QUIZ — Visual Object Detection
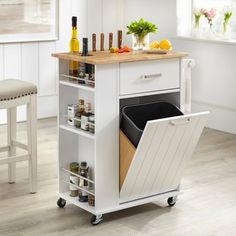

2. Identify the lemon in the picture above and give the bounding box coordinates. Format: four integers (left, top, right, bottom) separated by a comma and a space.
149, 41, 160, 49
159, 39, 172, 50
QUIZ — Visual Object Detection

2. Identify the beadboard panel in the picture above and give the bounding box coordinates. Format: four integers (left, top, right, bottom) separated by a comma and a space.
38, 42, 57, 96
72, 0, 88, 43
4, 44, 22, 80
21, 42, 39, 86
102, 0, 119, 50
0, 0, 85, 124
56, 0, 72, 52
87, 0, 103, 50
0, 45, 3, 79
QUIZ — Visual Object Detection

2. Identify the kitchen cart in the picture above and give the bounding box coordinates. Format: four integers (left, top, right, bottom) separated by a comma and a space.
52, 51, 209, 225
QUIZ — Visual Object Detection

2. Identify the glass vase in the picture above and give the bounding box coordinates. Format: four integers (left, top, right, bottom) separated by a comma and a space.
132, 34, 149, 51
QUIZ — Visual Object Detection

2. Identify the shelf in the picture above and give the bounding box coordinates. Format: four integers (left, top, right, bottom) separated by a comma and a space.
60, 74, 95, 92
60, 124, 95, 140
59, 192, 95, 214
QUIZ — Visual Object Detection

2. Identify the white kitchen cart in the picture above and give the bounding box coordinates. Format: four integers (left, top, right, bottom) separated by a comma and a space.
52, 51, 209, 225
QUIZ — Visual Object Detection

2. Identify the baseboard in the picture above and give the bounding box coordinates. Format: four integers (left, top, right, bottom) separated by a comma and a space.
192, 100, 236, 135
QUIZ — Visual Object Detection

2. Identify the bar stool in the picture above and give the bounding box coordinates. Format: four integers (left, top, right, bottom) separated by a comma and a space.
0, 79, 37, 193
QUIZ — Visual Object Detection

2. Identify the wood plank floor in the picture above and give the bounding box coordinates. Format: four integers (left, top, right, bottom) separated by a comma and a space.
0, 118, 236, 236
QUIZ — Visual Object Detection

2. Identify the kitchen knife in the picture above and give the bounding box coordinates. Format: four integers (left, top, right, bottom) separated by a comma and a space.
92, 33, 96, 52
118, 30, 122, 49
100, 33, 104, 51
109, 33, 113, 49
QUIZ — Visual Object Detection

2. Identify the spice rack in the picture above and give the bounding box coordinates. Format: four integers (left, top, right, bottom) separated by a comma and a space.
53, 51, 208, 226
60, 74, 95, 92
58, 60, 96, 210
62, 168, 95, 196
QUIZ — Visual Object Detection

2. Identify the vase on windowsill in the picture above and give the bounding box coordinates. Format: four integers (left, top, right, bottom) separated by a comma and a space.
221, 25, 232, 40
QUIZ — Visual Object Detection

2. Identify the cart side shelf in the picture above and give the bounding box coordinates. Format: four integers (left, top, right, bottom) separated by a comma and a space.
60, 74, 95, 92
59, 124, 95, 140
59, 192, 96, 214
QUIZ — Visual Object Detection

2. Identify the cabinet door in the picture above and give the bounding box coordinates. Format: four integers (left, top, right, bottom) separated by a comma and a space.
120, 111, 209, 203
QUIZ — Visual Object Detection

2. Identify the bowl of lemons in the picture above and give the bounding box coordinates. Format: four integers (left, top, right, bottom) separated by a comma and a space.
144, 39, 172, 54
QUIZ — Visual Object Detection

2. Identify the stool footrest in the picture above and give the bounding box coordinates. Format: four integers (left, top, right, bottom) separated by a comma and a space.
0, 146, 10, 153
12, 140, 28, 151
0, 154, 29, 165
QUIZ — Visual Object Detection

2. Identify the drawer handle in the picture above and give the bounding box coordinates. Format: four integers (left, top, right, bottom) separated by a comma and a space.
170, 118, 190, 126
140, 73, 162, 80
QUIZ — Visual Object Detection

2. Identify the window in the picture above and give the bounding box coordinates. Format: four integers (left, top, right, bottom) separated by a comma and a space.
177, 0, 236, 42
0, 0, 58, 43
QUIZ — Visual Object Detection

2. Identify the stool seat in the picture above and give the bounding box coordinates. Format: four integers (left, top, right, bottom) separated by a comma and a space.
0, 79, 37, 193
0, 79, 37, 101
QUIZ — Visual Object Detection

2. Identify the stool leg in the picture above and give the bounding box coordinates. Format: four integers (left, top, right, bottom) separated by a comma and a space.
27, 94, 37, 194
7, 108, 16, 184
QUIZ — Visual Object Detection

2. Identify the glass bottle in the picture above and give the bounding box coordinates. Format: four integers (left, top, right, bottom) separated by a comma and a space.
78, 38, 88, 84
69, 16, 79, 78
69, 162, 79, 197
78, 162, 89, 202
81, 103, 91, 131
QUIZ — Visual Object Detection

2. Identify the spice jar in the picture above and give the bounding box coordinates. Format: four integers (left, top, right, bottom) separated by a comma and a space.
75, 99, 85, 128
81, 103, 92, 131
67, 104, 78, 126
88, 115, 95, 134
85, 73, 90, 85
78, 62, 86, 84
78, 162, 89, 202
69, 162, 79, 197
86, 64, 95, 87
88, 190, 95, 206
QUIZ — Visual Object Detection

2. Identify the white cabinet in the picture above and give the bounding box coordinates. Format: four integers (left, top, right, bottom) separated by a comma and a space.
52, 51, 208, 224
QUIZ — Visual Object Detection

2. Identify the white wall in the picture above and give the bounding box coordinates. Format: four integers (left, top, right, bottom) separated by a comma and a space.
2, 0, 234, 134
0, 0, 87, 123
173, 39, 236, 134
95, 0, 236, 134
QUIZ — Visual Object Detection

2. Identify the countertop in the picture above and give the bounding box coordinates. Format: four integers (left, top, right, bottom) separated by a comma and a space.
52, 50, 188, 65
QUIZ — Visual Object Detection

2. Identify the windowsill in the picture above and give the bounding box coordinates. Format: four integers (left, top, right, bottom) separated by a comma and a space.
175, 35, 236, 46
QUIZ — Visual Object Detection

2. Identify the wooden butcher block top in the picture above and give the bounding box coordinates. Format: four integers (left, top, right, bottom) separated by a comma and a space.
52, 50, 188, 65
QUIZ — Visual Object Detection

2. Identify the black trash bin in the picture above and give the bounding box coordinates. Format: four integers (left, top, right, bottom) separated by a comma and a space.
120, 102, 183, 148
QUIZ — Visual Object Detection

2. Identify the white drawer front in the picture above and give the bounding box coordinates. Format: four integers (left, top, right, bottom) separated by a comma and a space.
119, 59, 180, 96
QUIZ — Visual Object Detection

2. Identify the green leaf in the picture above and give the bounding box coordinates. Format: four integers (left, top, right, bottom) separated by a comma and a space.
126, 18, 158, 36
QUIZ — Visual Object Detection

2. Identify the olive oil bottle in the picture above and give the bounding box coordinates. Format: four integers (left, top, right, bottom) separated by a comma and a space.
69, 16, 79, 77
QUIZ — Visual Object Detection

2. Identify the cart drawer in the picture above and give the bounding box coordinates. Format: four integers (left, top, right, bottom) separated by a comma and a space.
119, 59, 180, 96
119, 111, 209, 203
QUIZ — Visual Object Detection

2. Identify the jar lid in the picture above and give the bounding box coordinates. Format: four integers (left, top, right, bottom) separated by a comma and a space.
70, 162, 79, 172
81, 161, 87, 167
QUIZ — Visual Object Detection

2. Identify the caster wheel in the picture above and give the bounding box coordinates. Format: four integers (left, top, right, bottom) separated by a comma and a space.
57, 198, 66, 208
167, 197, 177, 207
90, 214, 103, 226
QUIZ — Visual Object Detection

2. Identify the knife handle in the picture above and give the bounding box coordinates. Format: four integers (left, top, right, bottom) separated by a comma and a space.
92, 33, 96, 52
100, 33, 104, 51
109, 33, 113, 49
118, 30, 122, 49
